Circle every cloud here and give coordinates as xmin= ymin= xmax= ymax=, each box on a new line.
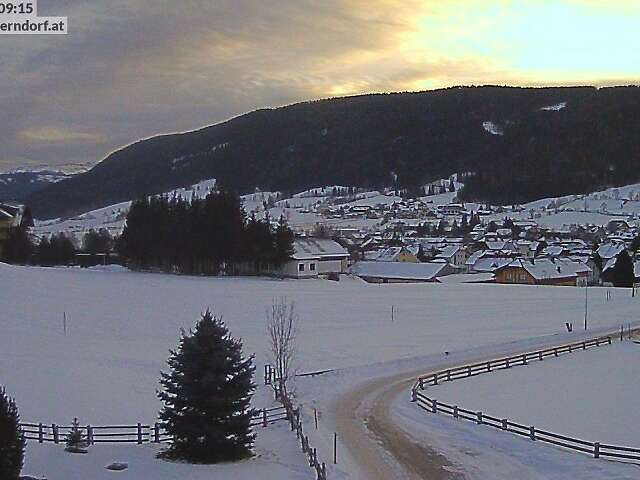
xmin=20 ymin=127 xmax=105 ymax=143
xmin=0 ymin=0 xmax=638 ymax=172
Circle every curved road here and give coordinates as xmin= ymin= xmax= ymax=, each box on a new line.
xmin=333 ymin=333 xmax=623 ymax=480
xmin=335 ymin=365 xmax=464 ymax=480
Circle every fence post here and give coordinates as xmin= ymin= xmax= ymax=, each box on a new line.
xmin=538 ymin=351 xmax=543 ymax=361
xmin=38 ymin=423 xmax=44 ymax=443
xmin=411 ymin=388 xmax=417 ymax=402
xmin=594 ymin=442 xmax=600 ymax=458
xmin=487 ymin=361 xmax=491 ymax=372
xmin=506 ymin=358 xmax=510 ymax=368
xmin=53 ymin=424 xmax=59 ymax=444
xmin=321 ymin=462 xmax=327 ymax=480
xmin=476 ymin=412 xmax=483 ymax=425
xmin=447 ymin=370 xmax=451 ymax=381
xmin=154 ymin=423 xmax=160 ymax=443
xmin=554 ymin=348 xmax=558 ymax=357
xmin=433 ymin=373 xmax=438 ymax=385
xmin=453 ymin=406 xmax=458 ymax=419
xmin=419 ymin=378 xmax=424 ymax=389
xmin=608 ymin=336 xmax=612 ymax=345
xmin=137 ymin=422 xmax=143 ymax=444
xmin=467 ymin=366 xmax=472 ymax=377
xmin=431 ymin=399 xmax=438 ymax=413
xmin=333 ymin=432 xmax=337 ymax=464
xmin=263 ymin=409 xmax=268 ymax=427
xmin=522 ymin=354 xmax=527 ymax=365
xmin=87 ymin=425 xmax=93 ymax=445
xmin=529 ymin=426 xmax=536 ymax=441
xmin=582 ymin=341 xmax=586 ymax=350
xmin=501 ymin=419 xmax=507 ymax=430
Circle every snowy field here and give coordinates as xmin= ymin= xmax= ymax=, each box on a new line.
xmin=4 ymin=263 xmax=640 ymax=478
xmin=421 ymin=340 xmax=640 ymax=448
xmin=2 ymin=262 xmax=639 ymax=423
xmin=24 ymin=421 xmax=311 ymax=480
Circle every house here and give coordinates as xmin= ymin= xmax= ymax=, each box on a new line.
xmin=349 ymin=261 xmax=455 ymax=283
xmin=435 ymin=245 xmax=467 ymax=266
xmin=280 ymin=238 xmax=350 ymax=278
xmin=0 ymin=203 xmax=24 ymax=257
xmin=440 ymin=203 xmax=464 ymax=216
xmin=495 ymin=258 xmax=591 ymax=286
xmin=373 ymin=246 xmax=419 ymax=263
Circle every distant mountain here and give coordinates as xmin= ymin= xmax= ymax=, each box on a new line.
xmin=26 ymin=85 xmax=640 ymax=219
xmin=0 ymin=170 xmax=78 ymax=202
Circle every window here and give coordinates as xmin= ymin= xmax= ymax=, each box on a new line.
xmin=298 ymin=263 xmax=305 ymax=272
xmin=310 ymin=263 xmax=316 ymax=271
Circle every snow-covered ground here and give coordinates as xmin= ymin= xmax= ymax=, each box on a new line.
xmin=4 ymin=263 xmax=640 ymax=424
xmin=4 ymin=263 xmax=640 ymax=478
xmin=497 ymin=182 xmax=640 ymax=229
xmin=425 ymin=340 xmax=640 ymax=448
xmin=33 ymin=179 xmax=218 ymax=239
xmin=24 ymin=421 xmax=311 ymax=480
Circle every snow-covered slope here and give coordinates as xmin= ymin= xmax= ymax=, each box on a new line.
xmin=33 ymin=178 xmax=218 ymax=239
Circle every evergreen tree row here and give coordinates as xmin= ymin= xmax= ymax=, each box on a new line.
xmin=116 ymin=192 xmax=294 ymax=274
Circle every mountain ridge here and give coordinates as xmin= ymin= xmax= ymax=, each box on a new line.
xmin=25 ymin=85 xmax=640 ymax=219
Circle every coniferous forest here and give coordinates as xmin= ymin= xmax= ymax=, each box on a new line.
xmin=25 ymin=86 xmax=640 ymax=219
xmin=116 ymin=191 xmax=294 ymax=275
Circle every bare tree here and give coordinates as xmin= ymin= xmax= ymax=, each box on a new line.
xmin=266 ymin=298 xmax=299 ymax=393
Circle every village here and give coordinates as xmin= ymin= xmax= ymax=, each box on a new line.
xmin=2 ymin=175 xmax=640 ymax=288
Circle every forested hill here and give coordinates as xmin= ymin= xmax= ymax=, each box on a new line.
xmin=27 ymin=85 xmax=640 ymax=219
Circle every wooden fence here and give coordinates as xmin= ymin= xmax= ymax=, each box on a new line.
xmin=413 ymin=390 xmax=640 ymax=462
xmin=412 ymin=336 xmax=613 ymax=392
xmin=264 ymin=366 xmax=329 ymax=479
xmin=20 ymin=406 xmax=288 ymax=445
xmin=275 ymin=384 xmax=328 ymax=480
xmin=411 ymin=334 xmax=640 ymax=462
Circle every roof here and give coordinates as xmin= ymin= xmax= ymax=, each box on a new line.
xmin=374 ymin=246 xmax=414 ymax=262
xmin=349 ymin=261 xmax=446 ymax=281
xmin=465 ymin=249 xmax=486 ymax=266
xmin=435 ymin=245 xmax=461 ymax=259
xmin=597 ymin=242 xmax=625 ymax=260
xmin=542 ymin=245 xmax=565 ymax=257
xmin=436 ymin=272 xmax=495 ymax=284
xmin=503 ymin=258 xmax=591 ymax=280
xmin=471 ymin=257 xmax=513 ymax=273
xmin=293 ymin=238 xmax=349 ymax=260
xmin=0 ymin=208 xmax=13 ymax=220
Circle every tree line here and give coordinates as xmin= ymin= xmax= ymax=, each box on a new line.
xmin=116 ymin=191 xmax=294 ymax=274
xmin=1 ymin=222 xmax=114 ymax=266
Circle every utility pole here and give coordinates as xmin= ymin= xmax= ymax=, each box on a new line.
xmin=584 ymin=283 xmax=588 ymax=331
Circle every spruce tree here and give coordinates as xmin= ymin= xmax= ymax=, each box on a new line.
xmin=0 ymin=387 xmax=25 ymax=480
xmin=274 ymin=216 xmax=294 ymax=267
xmin=612 ymin=250 xmax=635 ymax=287
xmin=158 ymin=311 xmax=256 ymax=463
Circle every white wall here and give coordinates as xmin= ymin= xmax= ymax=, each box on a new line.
xmin=281 ymin=259 xmax=319 ymax=278
xmin=317 ymin=258 xmax=347 ymax=274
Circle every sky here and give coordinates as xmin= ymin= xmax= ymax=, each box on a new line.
xmin=1 ymin=0 xmax=639 ymax=172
